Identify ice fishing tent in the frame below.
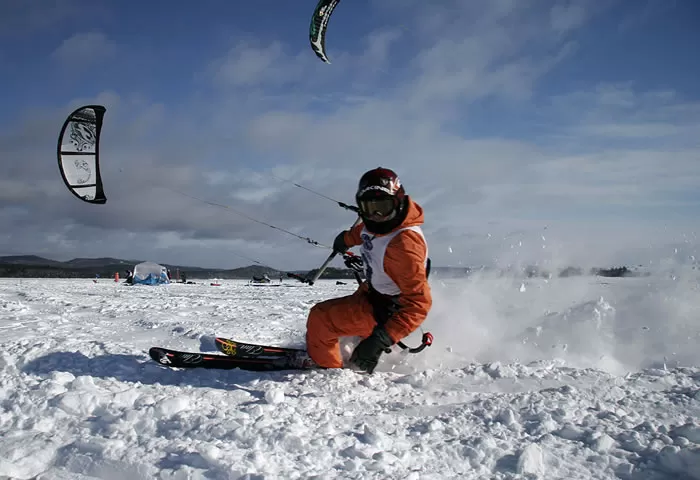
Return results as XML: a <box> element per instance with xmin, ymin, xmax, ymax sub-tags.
<box><xmin>132</xmin><ymin>261</ymin><xmax>170</xmax><ymax>285</ymax></box>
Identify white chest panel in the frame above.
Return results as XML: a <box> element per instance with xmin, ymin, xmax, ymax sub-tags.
<box><xmin>360</xmin><ymin>226</ymin><xmax>427</xmax><ymax>295</ymax></box>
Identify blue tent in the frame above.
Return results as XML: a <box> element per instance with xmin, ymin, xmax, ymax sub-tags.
<box><xmin>132</xmin><ymin>261</ymin><xmax>170</xmax><ymax>285</ymax></box>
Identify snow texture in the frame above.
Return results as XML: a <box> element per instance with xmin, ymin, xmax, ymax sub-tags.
<box><xmin>1</xmin><ymin>273</ymin><xmax>699</xmax><ymax>479</ymax></box>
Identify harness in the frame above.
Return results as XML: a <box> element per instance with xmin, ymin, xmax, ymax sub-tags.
<box><xmin>343</xmin><ymin>251</ymin><xmax>433</xmax><ymax>354</ymax></box>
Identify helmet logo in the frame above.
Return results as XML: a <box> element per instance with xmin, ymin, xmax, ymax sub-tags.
<box><xmin>358</xmin><ymin>176</ymin><xmax>401</xmax><ymax>197</ymax></box>
<box><xmin>388</xmin><ymin>177</ymin><xmax>401</xmax><ymax>193</ymax></box>
<box><xmin>378</xmin><ymin>175</ymin><xmax>401</xmax><ymax>193</ymax></box>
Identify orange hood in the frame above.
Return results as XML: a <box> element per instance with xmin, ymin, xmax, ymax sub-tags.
<box><xmin>397</xmin><ymin>196</ymin><xmax>424</xmax><ymax>230</ymax></box>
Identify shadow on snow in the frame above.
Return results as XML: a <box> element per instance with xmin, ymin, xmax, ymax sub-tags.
<box><xmin>22</xmin><ymin>350</ymin><xmax>300</xmax><ymax>391</ymax></box>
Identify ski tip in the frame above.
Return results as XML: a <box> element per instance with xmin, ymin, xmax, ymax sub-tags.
<box><xmin>148</xmin><ymin>347</ymin><xmax>168</xmax><ymax>365</ymax></box>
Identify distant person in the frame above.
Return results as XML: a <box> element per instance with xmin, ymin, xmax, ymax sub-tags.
<box><xmin>304</xmin><ymin>167</ymin><xmax>432</xmax><ymax>373</ymax></box>
<box><xmin>124</xmin><ymin>270</ymin><xmax>133</xmax><ymax>285</ymax></box>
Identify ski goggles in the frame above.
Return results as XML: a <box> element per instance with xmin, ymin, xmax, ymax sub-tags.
<box><xmin>358</xmin><ymin>196</ymin><xmax>397</xmax><ymax>221</ymax></box>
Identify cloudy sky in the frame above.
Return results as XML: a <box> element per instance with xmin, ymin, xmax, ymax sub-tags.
<box><xmin>1</xmin><ymin>0</ymin><xmax>699</xmax><ymax>271</ymax></box>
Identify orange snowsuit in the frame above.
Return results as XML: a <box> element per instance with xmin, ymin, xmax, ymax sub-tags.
<box><xmin>306</xmin><ymin>197</ymin><xmax>432</xmax><ymax>368</ymax></box>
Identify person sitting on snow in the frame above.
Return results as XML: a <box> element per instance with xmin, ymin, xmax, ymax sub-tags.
<box><xmin>305</xmin><ymin>167</ymin><xmax>432</xmax><ymax>373</ymax></box>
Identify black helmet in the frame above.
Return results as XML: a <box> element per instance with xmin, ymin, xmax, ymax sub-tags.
<box><xmin>356</xmin><ymin>167</ymin><xmax>407</xmax><ymax>233</ymax></box>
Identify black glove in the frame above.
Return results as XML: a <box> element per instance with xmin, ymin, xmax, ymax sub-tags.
<box><xmin>333</xmin><ymin>231</ymin><xmax>349</xmax><ymax>254</ymax></box>
<box><xmin>349</xmin><ymin>327</ymin><xmax>393</xmax><ymax>374</ymax></box>
<box><xmin>343</xmin><ymin>253</ymin><xmax>363</xmax><ymax>273</ymax></box>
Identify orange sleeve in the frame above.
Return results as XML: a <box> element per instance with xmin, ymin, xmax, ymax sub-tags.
<box><xmin>343</xmin><ymin>222</ymin><xmax>365</xmax><ymax>248</ymax></box>
<box><xmin>382</xmin><ymin>230</ymin><xmax>432</xmax><ymax>342</ymax></box>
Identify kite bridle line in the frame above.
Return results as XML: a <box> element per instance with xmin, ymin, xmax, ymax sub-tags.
<box><xmin>168</xmin><ymin>189</ymin><xmax>332</xmax><ymax>249</ymax></box>
<box><xmin>267</xmin><ymin>172</ymin><xmax>360</xmax><ymax>214</ymax></box>
<box><xmin>165</xmin><ymin>174</ymin><xmax>365</xmax><ymax>284</ymax></box>
<box><xmin>162</xmin><ymin>183</ymin><xmax>358</xmax><ymax>285</ymax></box>
<box><xmin>225</xmin><ymin>250</ymin><xmax>311</xmax><ymax>285</ymax></box>
<box><xmin>161</xmin><ymin>170</ymin><xmax>361</xmax><ymax>250</ymax></box>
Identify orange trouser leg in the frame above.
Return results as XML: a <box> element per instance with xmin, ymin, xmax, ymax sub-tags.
<box><xmin>306</xmin><ymin>288</ymin><xmax>376</xmax><ymax>368</ymax></box>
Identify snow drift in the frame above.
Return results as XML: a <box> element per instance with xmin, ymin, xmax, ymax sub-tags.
<box><xmin>0</xmin><ymin>274</ymin><xmax>698</xmax><ymax>479</ymax></box>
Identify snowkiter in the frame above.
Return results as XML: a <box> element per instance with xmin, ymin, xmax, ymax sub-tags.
<box><xmin>306</xmin><ymin>167</ymin><xmax>432</xmax><ymax>373</ymax></box>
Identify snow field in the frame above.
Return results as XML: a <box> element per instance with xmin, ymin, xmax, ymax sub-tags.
<box><xmin>0</xmin><ymin>276</ymin><xmax>698</xmax><ymax>479</ymax></box>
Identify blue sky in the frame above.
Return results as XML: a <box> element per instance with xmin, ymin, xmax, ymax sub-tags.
<box><xmin>1</xmin><ymin>0</ymin><xmax>699</xmax><ymax>271</ymax></box>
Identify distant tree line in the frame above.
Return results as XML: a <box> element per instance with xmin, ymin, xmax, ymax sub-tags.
<box><xmin>0</xmin><ymin>256</ymin><xmax>648</xmax><ymax>280</ymax></box>
<box><xmin>519</xmin><ymin>265</ymin><xmax>648</xmax><ymax>279</ymax></box>
<box><xmin>0</xmin><ymin>260</ymin><xmax>359</xmax><ymax>280</ymax></box>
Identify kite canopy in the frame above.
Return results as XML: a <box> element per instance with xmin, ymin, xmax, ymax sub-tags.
<box><xmin>309</xmin><ymin>0</ymin><xmax>340</xmax><ymax>64</ymax></box>
<box><xmin>57</xmin><ymin>105</ymin><xmax>107</xmax><ymax>204</ymax></box>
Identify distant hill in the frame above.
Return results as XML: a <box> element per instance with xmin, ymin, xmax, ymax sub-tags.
<box><xmin>0</xmin><ymin>255</ymin><xmax>66</xmax><ymax>267</ymax></box>
<box><xmin>64</xmin><ymin>257</ymin><xmax>138</xmax><ymax>268</ymax></box>
<box><xmin>0</xmin><ymin>255</ymin><xmax>358</xmax><ymax>280</ymax></box>
<box><xmin>0</xmin><ymin>256</ymin><xmax>649</xmax><ymax>280</ymax></box>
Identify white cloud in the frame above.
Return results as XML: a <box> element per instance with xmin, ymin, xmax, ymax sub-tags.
<box><xmin>51</xmin><ymin>32</ymin><xmax>116</xmax><ymax>67</ymax></box>
<box><xmin>617</xmin><ymin>0</ymin><xmax>677</xmax><ymax>32</ymax></box>
<box><xmin>208</xmin><ymin>41</ymin><xmax>305</xmax><ymax>88</ymax></box>
<box><xmin>359</xmin><ymin>29</ymin><xmax>403</xmax><ymax>67</ymax></box>
<box><xmin>550</xmin><ymin>2</ymin><xmax>589</xmax><ymax>33</ymax></box>
<box><xmin>2</xmin><ymin>1</ymin><xmax>698</xmax><ymax>270</ymax></box>
<box><xmin>0</xmin><ymin>0</ymin><xmax>110</xmax><ymax>37</ymax></box>
<box><xmin>575</xmin><ymin>122</ymin><xmax>699</xmax><ymax>138</ymax></box>
<box><xmin>546</xmin><ymin>83</ymin><xmax>700</xmax><ymax>150</ymax></box>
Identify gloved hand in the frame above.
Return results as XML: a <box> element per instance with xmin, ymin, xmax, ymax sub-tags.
<box><xmin>349</xmin><ymin>327</ymin><xmax>393</xmax><ymax>374</ymax></box>
<box><xmin>333</xmin><ymin>231</ymin><xmax>349</xmax><ymax>254</ymax></box>
<box><xmin>343</xmin><ymin>253</ymin><xmax>363</xmax><ymax>273</ymax></box>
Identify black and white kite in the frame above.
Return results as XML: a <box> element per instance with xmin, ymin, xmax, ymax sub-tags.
<box><xmin>56</xmin><ymin>105</ymin><xmax>107</xmax><ymax>204</ymax></box>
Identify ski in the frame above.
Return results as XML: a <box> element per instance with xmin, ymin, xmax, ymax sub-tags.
<box><xmin>148</xmin><ymin>347</ymin><xmax>316</xmax><ymax>371</ymax></box>
<box><xmin>214</xmin><ymin>337</ymin><xmax>305</xmax><ymax>358</ymax></box>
